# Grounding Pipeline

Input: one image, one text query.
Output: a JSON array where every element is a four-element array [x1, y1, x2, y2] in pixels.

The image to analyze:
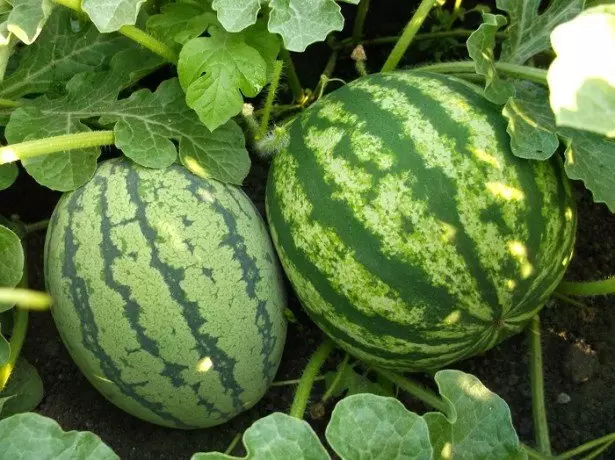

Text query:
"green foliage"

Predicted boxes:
[[0, 0, 52, 46], [0, 225, 23, 290], [467, 13, 514, 104], [496, 0, 583, 64], [81, 0, 144, 33], [548, 5, 615, 138], [0, 164, 17, 190], [324, 362, 395, 398], [0, 358, 43, 418], [194, 370, 524, 459], [147, 0, 216, 45], [0, 412, 118, 459]]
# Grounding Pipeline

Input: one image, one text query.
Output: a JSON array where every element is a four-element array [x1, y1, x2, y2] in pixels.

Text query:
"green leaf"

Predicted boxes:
[[0, 0, 53, 45], [0, 225, 23, 289], [178, 25, 267, 131], [0, 412, 118, 459], [0, 164, 18, 190], [0, 9, 131, 101], [502, 81, 559, 160], [496, 0, 583, 64], [192, 413, 330, 460], [467, 13, 515, 104], [82, 0, 145, 33], [7, 47, 249, 187], [326, 394, 432, 460], [147, 0, 217, 45], [212, 0, 261, 33], [424, 370, 526, 460], [0, 326, 9, 365], [268, 0, 344, 52], [561, 128, 615, 212], [548, 5, 615, 138], [0, 357, 44, 417]]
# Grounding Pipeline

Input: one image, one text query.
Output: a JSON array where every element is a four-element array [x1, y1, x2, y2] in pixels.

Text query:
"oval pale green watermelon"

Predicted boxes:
[[266, 71, 577, 371], [45, 158, 287, 429]]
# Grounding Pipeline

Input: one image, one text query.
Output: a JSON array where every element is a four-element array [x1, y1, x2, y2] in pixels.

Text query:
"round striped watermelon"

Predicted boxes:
[[266, 71, 577, 371], [44, 158, 287, 428]]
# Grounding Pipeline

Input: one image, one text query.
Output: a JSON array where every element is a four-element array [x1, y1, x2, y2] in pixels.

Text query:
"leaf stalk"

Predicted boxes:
[[529, 315, 552, 455], [557, 276, 615, 297]]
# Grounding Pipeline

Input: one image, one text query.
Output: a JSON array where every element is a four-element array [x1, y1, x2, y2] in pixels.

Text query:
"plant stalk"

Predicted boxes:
[[555, 433, 615, 459], [381, 0, 436, 72], [257, 60, 284, 140], [224, 433, 242, 456], [279, 48, 304, 103], [529, 315, 551, 456], [0, 289, 53, 310], [0, 98, 22, 108], [352, 0, 371, 44], [289, 339, 335, 419], [24, 220, 50, 234], [373, 368, 449, 415], [416, 61, 548, 86], [271, 375, 326, 387], [0, 131, 115, 165], [557, 276, 615, 297], [321, 353, 349, 402], [336, 30, 506, 49], [446, 0, 463, 29], [53, 0, 178, 64]]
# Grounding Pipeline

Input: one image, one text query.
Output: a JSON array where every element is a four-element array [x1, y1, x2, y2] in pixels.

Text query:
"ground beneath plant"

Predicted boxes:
[[2, 2, 614, 458]]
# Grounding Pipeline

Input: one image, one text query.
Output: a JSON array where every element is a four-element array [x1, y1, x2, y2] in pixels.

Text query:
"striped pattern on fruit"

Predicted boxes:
[[266, 71, 576, 371], [45, 158, 287, 429]]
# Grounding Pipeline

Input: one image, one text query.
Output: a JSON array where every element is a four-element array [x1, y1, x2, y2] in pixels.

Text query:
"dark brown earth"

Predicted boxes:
[[1, 2, 614, 458]]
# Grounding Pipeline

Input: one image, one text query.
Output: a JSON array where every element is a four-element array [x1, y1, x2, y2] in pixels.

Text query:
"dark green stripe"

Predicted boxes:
[[61, 178, 192, 429], [183, 174, 281, 384], [126, 165, 246, 415]]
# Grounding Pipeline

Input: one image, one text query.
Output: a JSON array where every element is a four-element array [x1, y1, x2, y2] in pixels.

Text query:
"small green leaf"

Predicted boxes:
[[0, 9, 133, 102], [424, 370, 526, 460], [0, 327, 9, 365], [502, 81, 559, 160], [326, 394, 432, 460], [147, 0, 217, 45], [178, 25, 267, 131], [561, 128, 615, 212], [467, 13, 515, 104], [0, 164, 18, 191], [82, 0, 145, 33], [192, 413, 330, 460], [1, 0, 53, 45], [0, 225, 23, 289], [268, 0, 344, 52], [548, 6, 615, 138], [496, 0, 583, 64], [0, 357, 43, 417], [0, 412, 118, 459], [212, 0, 261, 32]]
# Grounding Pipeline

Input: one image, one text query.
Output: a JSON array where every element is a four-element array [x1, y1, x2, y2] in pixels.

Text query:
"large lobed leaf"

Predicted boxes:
[[496, 0, 583, 64], [548, 5, 615, 138], [0, 412, 118, 459], [0, 0, 53, 47], [81, 0, 145, 33]]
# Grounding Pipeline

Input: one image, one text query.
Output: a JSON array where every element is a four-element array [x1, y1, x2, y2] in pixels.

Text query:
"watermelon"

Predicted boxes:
[[44, 158, 287, 429], [266, 71, 577, 372]]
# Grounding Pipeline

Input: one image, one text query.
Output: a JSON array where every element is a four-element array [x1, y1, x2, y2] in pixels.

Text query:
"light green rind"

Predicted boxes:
[[45, 158, 287, 428], [266, 70, 576, 371]]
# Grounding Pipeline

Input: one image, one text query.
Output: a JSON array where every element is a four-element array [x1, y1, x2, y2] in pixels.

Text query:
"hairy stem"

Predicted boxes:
[[555, 433, 615, 459], [529, 315, 551, 455], [582, 440, 615, 459], [446, 0, 464, 29], [289, 339, 335, 419], [0, 289, 53, 310], [557, 276, 615, 297], [0, 131, 115, 165], [382, 0, 436, 72], [271, 375, 326, 387], [257, 60, 284, 140], [321, 353, 349, 402], [551, 292, 588, 308], [352, 0, 371, 44], [0, 98, 22, 108], [416, 61, 548, 86], [24, 220, 50, 234], [521, 443, 552, 460], [336, 29, 505, 49], [53, 0, 178, 64], [224, 433, 242, 456], [373, 368, 449, 415], [280, 48, 304, 103]]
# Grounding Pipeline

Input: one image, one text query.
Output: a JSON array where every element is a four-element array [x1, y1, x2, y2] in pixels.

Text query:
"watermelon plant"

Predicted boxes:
[[0, 0, 614, 458]]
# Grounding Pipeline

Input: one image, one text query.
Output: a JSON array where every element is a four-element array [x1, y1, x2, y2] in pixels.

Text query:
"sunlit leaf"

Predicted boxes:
[[548, 5, 615, 138], [81, 0, 145, 33], [147, 0, 217, 45], [212, 0, 261, 32]]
